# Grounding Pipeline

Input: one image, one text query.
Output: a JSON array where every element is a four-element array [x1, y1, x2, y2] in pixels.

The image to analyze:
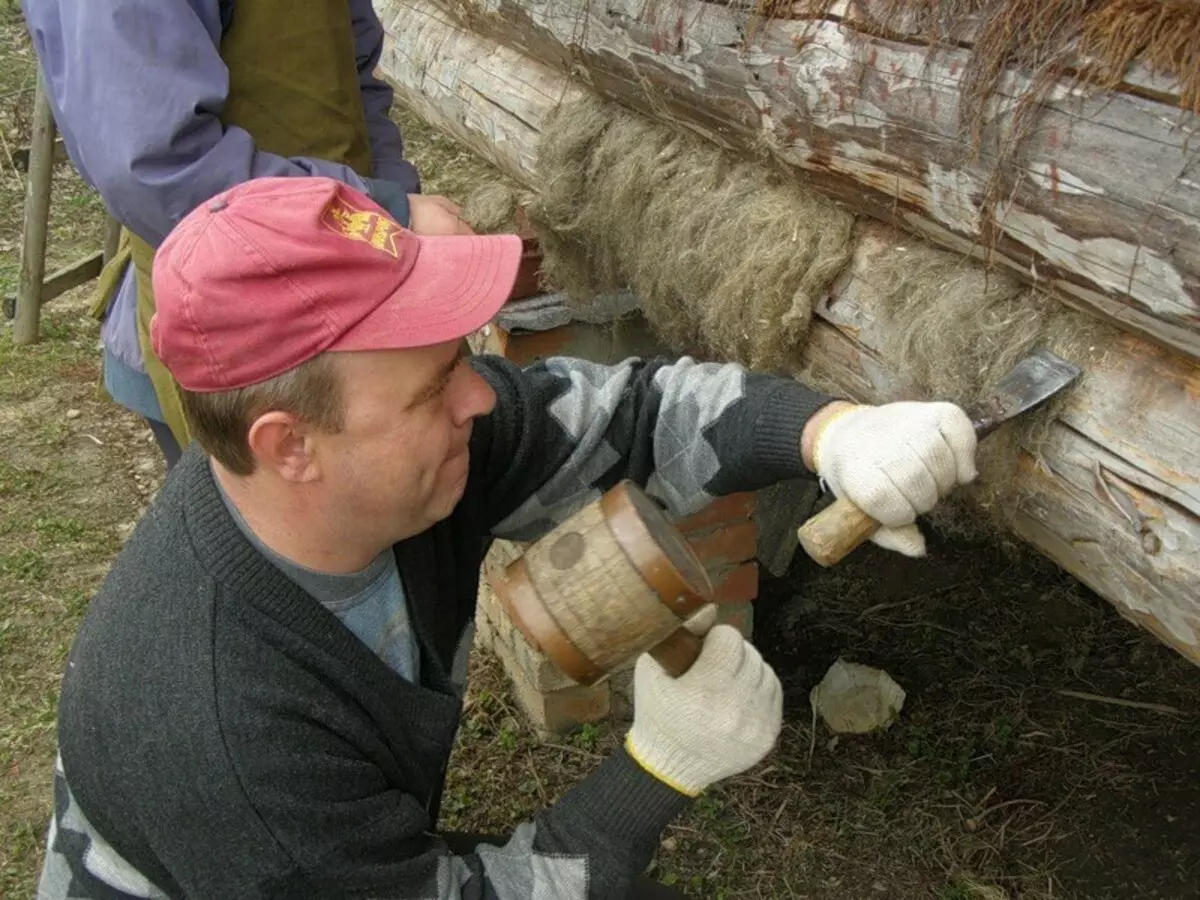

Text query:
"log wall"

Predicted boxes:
[[386, 0, 1200, 361], [373, 0, 1200, 663]]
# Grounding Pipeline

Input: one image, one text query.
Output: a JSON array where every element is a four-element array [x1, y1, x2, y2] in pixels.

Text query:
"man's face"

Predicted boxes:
[[314, 341, 497, 542]]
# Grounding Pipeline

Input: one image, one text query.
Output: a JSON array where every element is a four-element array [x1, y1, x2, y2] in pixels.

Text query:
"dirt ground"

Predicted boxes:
[[2, 6, 1199, 898]]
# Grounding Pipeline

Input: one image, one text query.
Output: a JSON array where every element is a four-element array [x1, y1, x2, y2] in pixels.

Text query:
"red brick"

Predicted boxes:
[[509, 238, 544, 303], [716, 600, 754, 638], [674, 492, 757, 533], [711, 561, 759, 605], [688, 519, 759, 567], [509, 670, 611, 736]]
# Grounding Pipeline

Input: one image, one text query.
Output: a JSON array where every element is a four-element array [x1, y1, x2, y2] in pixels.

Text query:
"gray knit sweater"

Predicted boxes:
[[39, 353, 832, 900]]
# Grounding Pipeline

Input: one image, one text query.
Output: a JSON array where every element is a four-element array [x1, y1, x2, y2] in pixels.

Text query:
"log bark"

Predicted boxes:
[[377, 0, 1200, 362], [375, 0, 1200, 664]]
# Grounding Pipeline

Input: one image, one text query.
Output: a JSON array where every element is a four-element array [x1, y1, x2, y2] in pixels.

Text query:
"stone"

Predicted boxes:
[[810, 659, 906, 734]]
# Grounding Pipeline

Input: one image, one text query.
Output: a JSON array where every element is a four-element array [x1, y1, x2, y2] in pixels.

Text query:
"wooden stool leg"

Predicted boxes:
[[14, 67, 57, 345]]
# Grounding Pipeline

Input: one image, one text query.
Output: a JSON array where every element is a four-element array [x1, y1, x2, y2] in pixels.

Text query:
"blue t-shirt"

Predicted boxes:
[[215, 471, 420, 682]]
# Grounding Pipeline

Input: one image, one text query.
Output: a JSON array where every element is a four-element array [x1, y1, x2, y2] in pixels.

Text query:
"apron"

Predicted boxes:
[[92, 0, 375, 445]]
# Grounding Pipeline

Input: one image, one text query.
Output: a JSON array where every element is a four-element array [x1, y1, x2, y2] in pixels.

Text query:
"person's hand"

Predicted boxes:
[[408, 193, 475, 235], [362, 178, 473, 235], [625, 624, 782, 796], [803, 401, 978, 557], [361, 177, 413, 227]]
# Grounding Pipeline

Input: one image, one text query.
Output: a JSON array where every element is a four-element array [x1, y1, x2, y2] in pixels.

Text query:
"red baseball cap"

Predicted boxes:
[[150, 176, 522, 392]]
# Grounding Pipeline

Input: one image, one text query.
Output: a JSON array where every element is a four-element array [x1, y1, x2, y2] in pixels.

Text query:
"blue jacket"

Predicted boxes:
[[21, 0, 419, 374]]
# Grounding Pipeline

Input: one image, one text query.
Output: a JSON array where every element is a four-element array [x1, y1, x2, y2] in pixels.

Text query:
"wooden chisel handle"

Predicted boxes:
[[796, 497, 882, 567], [648, 625, 706, 677]]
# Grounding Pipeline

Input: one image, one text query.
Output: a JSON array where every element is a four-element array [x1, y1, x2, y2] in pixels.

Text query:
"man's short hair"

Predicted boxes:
[[179, 353, 344, 475]]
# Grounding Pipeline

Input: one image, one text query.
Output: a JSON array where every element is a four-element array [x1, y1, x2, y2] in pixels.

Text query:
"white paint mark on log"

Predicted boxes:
[[1029, 162, 1105, 197], [997, 207, 1196, 317], [824, 140, 930, 208], [928, 163, 982, 233], [783, 29, 891, 133]]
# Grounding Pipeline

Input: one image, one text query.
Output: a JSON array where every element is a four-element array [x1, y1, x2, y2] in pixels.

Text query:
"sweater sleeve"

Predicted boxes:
[[44, 702, 685, 900], [225, 708, 688, 900], [349, 0, 420, 190], [469, 354, 838, 540]]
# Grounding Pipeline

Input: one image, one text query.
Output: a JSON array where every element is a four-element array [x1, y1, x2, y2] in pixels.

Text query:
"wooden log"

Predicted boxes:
[[374, 1, 1200, 664], [807, 0, 1192, 108], [2, 251, 105, 321], [10, 137, 67, 173], [375, 0, 1200, 362], [813, 225, 1200, 664], [14, 67, 57, 346]]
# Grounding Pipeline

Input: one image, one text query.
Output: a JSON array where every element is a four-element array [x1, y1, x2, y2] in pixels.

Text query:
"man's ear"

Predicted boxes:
[[246, 412, 321, 483]]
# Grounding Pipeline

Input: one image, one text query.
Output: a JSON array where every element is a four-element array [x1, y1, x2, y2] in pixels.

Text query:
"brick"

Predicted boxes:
[[495, 623, 580, 693], [473, 604, 497, 652], [478, 579, 581, 693], [609, 687, 635, 723], [509, 237, 544, 303], [674, 492, 757, 533], [688, 519, 759, 568], [468, 323, 508, 358], [509, 667, 611, 736], [482, 538, 528, 576], [715, 600, 754, 638], [711, 561, 759, 605]]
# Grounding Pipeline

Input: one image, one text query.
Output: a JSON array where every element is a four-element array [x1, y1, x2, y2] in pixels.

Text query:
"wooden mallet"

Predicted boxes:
[[489, 480, 715, 685], [797, 347, 1082, 566]]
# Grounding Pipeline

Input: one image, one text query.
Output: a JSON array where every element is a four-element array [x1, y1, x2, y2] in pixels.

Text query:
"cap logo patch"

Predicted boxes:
[[322, 195, 401, 258]]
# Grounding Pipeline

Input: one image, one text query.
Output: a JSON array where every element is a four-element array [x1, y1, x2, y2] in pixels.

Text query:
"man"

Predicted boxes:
[[37, 177, 978, 899], [20, 0, 468, 468]]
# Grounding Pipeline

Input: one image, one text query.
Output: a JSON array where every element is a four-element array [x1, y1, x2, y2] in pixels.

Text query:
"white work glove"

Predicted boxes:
[[625, 624, 782, 796], [813, 402, 978, 557]]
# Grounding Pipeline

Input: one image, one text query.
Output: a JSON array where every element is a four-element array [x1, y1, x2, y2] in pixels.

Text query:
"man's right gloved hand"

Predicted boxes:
[[626, 624, 782, 796], [805, 400, 978, 558]]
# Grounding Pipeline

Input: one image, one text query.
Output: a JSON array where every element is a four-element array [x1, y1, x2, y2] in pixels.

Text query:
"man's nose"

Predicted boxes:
[[451, 365, 497, 425]]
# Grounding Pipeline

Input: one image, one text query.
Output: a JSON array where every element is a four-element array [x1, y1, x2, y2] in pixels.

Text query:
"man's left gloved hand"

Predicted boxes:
[[803, 401, 978, 557]]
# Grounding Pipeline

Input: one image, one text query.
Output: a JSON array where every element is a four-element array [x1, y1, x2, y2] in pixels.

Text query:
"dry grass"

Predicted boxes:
[[528, 95, 854, 371], [1, 17, 157, 892]]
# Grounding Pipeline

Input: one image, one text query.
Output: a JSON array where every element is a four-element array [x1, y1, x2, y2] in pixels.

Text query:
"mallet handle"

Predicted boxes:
[[795, 497, 881, 567], [649, 626, 705, 677]]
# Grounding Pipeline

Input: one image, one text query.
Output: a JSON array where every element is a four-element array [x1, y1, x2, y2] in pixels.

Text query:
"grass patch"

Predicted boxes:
[[0, 549, 49, 584]]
